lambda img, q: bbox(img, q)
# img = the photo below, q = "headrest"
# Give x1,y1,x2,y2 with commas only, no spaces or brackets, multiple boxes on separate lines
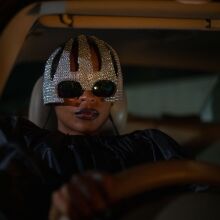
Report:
28,77,127,134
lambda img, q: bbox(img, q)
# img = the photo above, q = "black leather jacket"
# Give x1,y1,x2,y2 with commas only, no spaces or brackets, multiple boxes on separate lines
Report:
0,116,185,220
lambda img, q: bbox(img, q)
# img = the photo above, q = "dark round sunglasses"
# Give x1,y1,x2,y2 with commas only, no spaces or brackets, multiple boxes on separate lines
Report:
57,80,117,98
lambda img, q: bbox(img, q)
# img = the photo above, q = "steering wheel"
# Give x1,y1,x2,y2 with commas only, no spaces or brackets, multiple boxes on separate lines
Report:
107,159,220,201
50,160,220,220
107,159,220,220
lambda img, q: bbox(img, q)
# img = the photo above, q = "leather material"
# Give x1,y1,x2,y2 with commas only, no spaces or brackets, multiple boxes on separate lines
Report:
0,116,186,220
0,116,184,181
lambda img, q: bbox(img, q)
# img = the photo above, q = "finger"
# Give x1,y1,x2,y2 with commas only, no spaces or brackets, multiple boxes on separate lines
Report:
52,188,79,220
74,174,109,212
67,178,94,219
84,172,116,203
48,204,61,220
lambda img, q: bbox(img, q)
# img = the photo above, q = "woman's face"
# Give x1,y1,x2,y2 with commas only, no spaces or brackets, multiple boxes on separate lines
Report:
54,39,117,135
54,91,112,135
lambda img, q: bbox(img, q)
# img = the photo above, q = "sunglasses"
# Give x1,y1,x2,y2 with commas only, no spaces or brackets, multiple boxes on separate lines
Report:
57,80,117,98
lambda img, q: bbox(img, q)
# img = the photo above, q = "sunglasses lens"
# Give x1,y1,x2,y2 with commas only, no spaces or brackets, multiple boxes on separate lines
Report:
58,81,83,98
93,80,116,97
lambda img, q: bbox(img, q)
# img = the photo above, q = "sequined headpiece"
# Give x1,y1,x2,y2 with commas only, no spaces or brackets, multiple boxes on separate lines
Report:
43,35,123,104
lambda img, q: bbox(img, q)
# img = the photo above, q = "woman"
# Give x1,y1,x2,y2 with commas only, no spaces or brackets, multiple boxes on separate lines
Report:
0,35,185,220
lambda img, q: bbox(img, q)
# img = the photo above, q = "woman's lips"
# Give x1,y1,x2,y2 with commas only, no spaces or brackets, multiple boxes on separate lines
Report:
74,109,99,120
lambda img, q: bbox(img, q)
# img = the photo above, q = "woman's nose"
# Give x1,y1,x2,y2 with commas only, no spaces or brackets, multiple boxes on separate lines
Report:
79,90,96,103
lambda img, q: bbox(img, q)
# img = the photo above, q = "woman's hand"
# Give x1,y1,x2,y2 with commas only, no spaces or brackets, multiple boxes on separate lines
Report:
49,172,116,220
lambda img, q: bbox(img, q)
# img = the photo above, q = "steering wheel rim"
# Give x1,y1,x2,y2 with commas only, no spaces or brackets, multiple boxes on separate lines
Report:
108,159,220,201
50,160,220,220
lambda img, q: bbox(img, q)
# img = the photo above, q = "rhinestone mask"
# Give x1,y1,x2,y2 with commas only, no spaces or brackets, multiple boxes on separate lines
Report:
43,35,123,104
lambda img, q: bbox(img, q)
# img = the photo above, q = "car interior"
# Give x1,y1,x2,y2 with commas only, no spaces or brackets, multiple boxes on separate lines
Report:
1,0,220,219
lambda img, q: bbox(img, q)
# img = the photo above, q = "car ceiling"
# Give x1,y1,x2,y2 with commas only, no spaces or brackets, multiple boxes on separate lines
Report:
1,0,220,93
17,26,220,72
0,0,219,71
